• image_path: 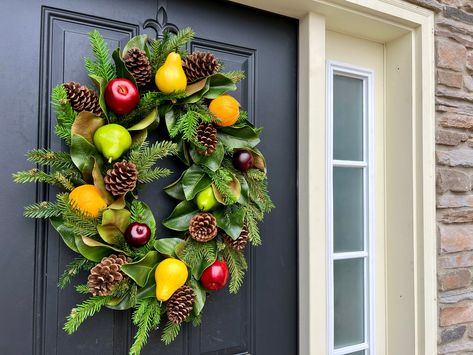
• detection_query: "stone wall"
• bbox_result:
[406,0,473,353]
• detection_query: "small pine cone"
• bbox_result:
[167,285,195,324]
[104,161,138,196]
[87,254,128,296]
[123,48,152,87]
[196,122,218,156]
[189,213,218,242]
[182,52,220,83]
[222,224,249,251]
[63,82,102,116]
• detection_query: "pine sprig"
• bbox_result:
[130,298,162,355]
[27,149,74,169]
[206,168,238,205]
[224,70,246,83]
[64,295,111,334]
[130,201,146,223]
[75,284,91,294]
[245,169,274,213]
[24,201,63,219]
[58,257,95,289]
[244,204,262,246]
[57,194,99,238]
[137,167,172,184]
[169,106,213,147]
[84,30,115,81]
[150,28,195,70]
[51,84,76,144]
[178,239,216,272]
[13,169,75,191]
[161,321,181,345]
[222,246,247,294]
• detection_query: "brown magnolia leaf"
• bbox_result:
[92,160,114,205]
[131,129,148,146]
[211,173,241,205]
[71,111,104,143]
[108,194,126,210]
[185,78,207,96]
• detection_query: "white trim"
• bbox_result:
[334,342,369,355]
[327,62,375,355]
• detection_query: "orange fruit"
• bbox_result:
[69,184,107,218]
[209,95,240,127]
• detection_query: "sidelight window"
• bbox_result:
[327,62,375,355]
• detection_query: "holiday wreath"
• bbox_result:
[13,28,273,354]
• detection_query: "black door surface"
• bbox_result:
[0,0,298,354]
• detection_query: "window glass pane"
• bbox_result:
[333,167,364,252]
[348,351,365,355]
[333,74,363,161]
[334,259,365,348]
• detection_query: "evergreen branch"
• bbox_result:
[191,313,202,327]
[58,257,95,289]
[55,125,72,145]
[245,169,274,213]
[244,204,262,246]
[161,321,181,345]
[26,149,74,169]
[178,239,216,271]
[137,167,172,184]
[130,299,161,355]
[130,202,146,223]
[206,168,238,205]
[13,169,75,191]
[169,105,213,147]
[64,295,111,334]
[224,70,246,83]
[57,194,99,238]
[51,84,76,144]
[24,201,63,219]
[150,28,195,70]
[54,172,75,191]
[75,284,91,294]
[222,247,247,294]
[237,110,248,124]
[129,141,177,177]
[85,30,115,81]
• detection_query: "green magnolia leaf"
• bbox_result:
[214,206,245,240]
[137,265,157,300]
[174,139,191,166]
[130,200,156,238]
[238,174,249,204]
[89,74,108,118]
[181,80,210,104]
[131,129,148,146]
[190,142,224,172]
[163,200,199,231]
[204,74,237,99]
[218,125,262,150]
[106,292,136,310]
[182,165,212,200]
[211,172,241,205]
[154,238,184,257]
[75,237,112,262]
[121,251,160,287]
[102,208,131,233]
[128,109,158,131]
[109,194,126,210]
[71,111,104,143]
[97,224,124,245]
[164,108,176,132]
[70,133,102,181]
[92,159,114,204]
[50,217,79,253]
[112,48,137,87]
[122,34,149,58]
[164,172,186,200]
[81,236,126,252]
[189,278,206,316]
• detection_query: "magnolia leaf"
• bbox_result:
[70,133,102,181]
[204,74,237,99]
[211,172,241,205]
[238,175,249,204]
[50,217,79,253]
[97,224,124,245]
[75,237,112,262]
[106,292,135,310]
[175,139,191,166]
[182,165,212,200]
[131,129,148,146]
[108,194,126,210]
[102,208,131,233]
[154,238,184,257]
[163,200,199,231]
[218,125,262,150]
[122,34,149,57]
[164,108,176,132]
[164,172,186,200]
[185,78,207,96]
[137,265,157,300]
[81,236,126,253]
[128,109,158,131]
[130,200,156,238]
[181,80,210,104]
[88,74,108,118]
[71,111,104,143]
[251,148,267,173]
[189,142,224,172]
[112,48,137,87]
[189,278,206,316]
[214,207,245,240]
[122,251,160,287]
[92,159,114,204]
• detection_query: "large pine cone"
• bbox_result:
[196,122,218,156]
[87,254,128,296]
[167,285,195,324]
[123,48,152,87]
[223,224,249,251]
[104,161,138,196]
[189,213,218,242]
[63,82,102,116]
[182,52,220,83]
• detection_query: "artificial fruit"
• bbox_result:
[69,184,107,218]
[155,258,188,301]
[104,78,140,115]
[209,95,240,127]
[93,124,132,163]
[155,52,187,94]
[195,185,219,211]
[125,222,151,247]
[200,259,229,290]
[233,150,254,171]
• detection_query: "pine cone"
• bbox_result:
[222,224,249,251]
[87,254,128,296]
[196,122,218,156]
[123,48,152,87]
[104,161,138,196]
[182,52,220,83]
[189,213,218,242]
[63,82,102,116]
[166,285,195,324]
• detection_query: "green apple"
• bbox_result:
[195,186,219,211]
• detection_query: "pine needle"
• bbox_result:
[13,169,75,191]
[161,321,181,345]
[84,30,115,81]
[58,257,95,289]
[51,84,76,144]
[63,296,111,334]
[75,284,91,294]
[222,247,247,294]
[224,70,246,83]
[24,201,63,219]
[27,149,74,169]
[150,28,195,70]
[137,167,172,184]
[130,299,161,355]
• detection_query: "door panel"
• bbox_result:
[0,1,297,354]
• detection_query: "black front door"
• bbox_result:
[0,1,298,354]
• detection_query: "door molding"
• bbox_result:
[231,1,435,354]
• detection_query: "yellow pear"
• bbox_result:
[155,52,187,94]
[155,258,188,301]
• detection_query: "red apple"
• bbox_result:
[125,222,151,247]
[200,260,229,290]
[104,78,140,115]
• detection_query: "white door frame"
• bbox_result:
[231,1,436,354]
